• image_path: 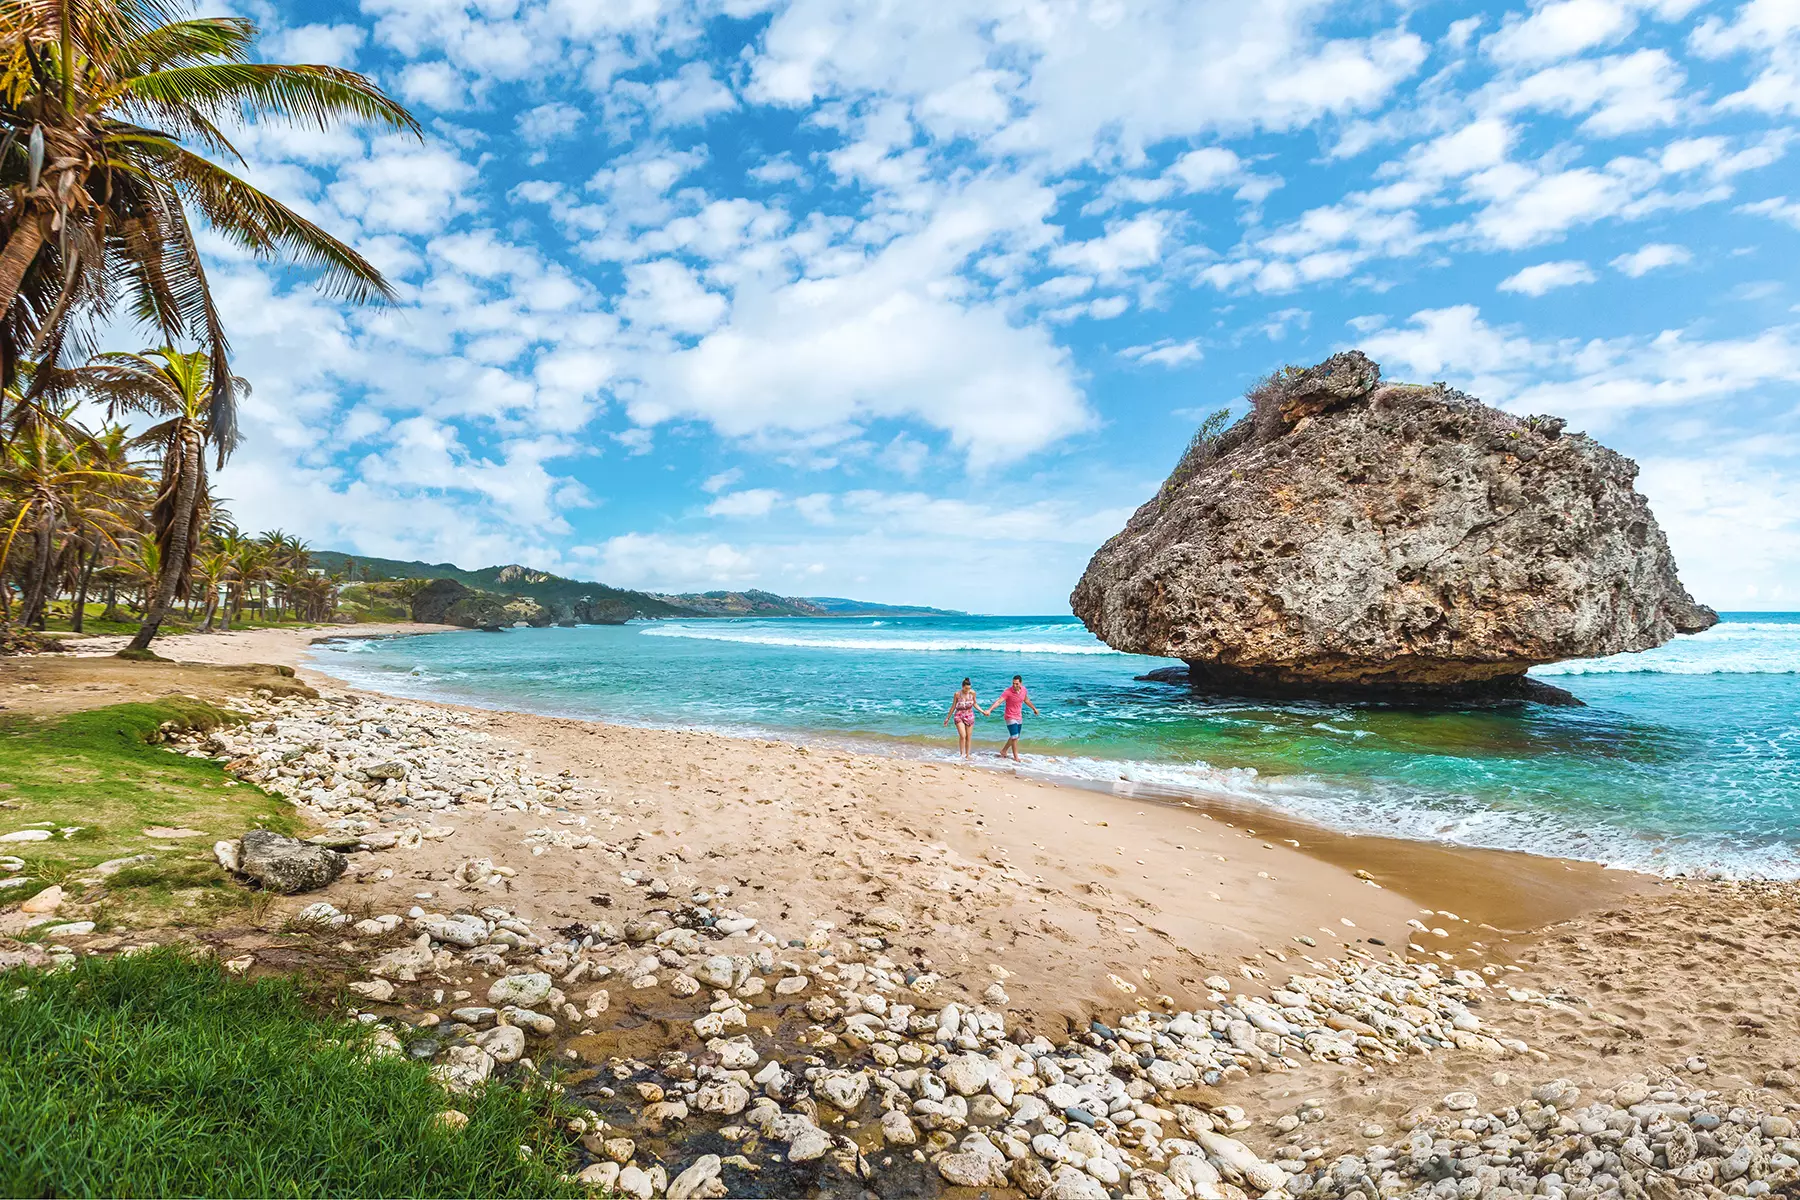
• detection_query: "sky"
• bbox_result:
[179,0,1800,613]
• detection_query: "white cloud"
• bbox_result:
[1741,196,1800,229]
[702,468,743,493]
[621,260,729,334]
[749,0,1425,167]
[328,135,481,235]
[1360,306,1543,387]
[1121,338,1204,367]
[580,533,760,591]
[1637,453,1800,609]
[1692,0,1800,116]
[1612,242,1692,275]
[1499,259,1598,295]
[706,489,783,518]
[518,102,584,143]
[266,23,367,66]
[396,60,470,110]
[1494,49,1686,134]
[1359,306,1800,428]
[1050,215,1168,280]
[620,177,1095,469]
[1483,0,1657,66]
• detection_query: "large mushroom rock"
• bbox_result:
[1071,352,1717,703]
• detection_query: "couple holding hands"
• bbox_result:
[944,674,1039,761]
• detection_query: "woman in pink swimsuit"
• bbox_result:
[942,677,980,759]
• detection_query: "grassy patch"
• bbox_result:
[37,602,331,637]
[0,949,584,1197]
[0,700,296,920]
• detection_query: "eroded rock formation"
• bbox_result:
[1072,352,1716,702]
[410,578,552,629]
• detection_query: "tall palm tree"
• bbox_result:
[72,344,239,648]
[55,421,137,629]
[0,416,137,623]
[221,524,259,627]
[191,536,225,629]
[0,1,419,439]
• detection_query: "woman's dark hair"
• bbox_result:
[962,678,971,687]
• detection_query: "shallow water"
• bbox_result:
[309,613,1800,879]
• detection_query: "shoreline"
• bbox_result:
[10,623,1800,1197]
[303,624,1683,902]
[303,620,1799,884]
[64,622,1648,993]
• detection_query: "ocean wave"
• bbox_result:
[638,625,1125,655]
[987,751,1800,881]
[1533,621,1800,676]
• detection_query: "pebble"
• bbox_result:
[19,884,63,913]
[486,972,552,1009]
[474,1025,525,1063]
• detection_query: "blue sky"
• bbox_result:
[196,0,1800,613]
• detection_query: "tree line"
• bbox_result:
[0,0,417,651]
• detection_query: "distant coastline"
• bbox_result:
[312,549,961,621]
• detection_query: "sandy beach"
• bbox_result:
[8,624,1800,1197]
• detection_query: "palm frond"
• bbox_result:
[121,62,421,134]
[156,144,397,304]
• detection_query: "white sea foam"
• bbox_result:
[638,624,1125,656]
[976,750,1800,881]
[1534,621,1800,676]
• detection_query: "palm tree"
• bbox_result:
[221,525,260,627]
[0,1,419,440]
[56,421,139,629]
[191,537,226,630]
[71,345,241,648]
[116,532,157,610]
[0,417,138,623]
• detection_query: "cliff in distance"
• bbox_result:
[1071,352,1717,703]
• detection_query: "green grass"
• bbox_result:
[0,700,297,918]
[0,949,584,1197]
[37,602,333,636]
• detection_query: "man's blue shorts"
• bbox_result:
[1007,722,1023,737]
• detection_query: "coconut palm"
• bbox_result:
[0,1,419,442]
[0,416,138,623]
[191,537,226,629]
[221,524,260,626]
[54,421,139,629]
[71,344,241,648]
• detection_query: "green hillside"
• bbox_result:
[311,553,696,620]
[312,552,959,620]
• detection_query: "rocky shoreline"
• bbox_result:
[25,681,1776,1199]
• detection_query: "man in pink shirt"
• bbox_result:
[984,674,1039,761]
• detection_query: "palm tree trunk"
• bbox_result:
[71,544,99,633]
[0,213,48,321]
[100,582,121,623]
[126,437,201,652]
[20,510,56,628]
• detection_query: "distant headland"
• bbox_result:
[311,550,962,628]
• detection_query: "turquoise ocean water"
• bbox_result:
[310,613,1800,879]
